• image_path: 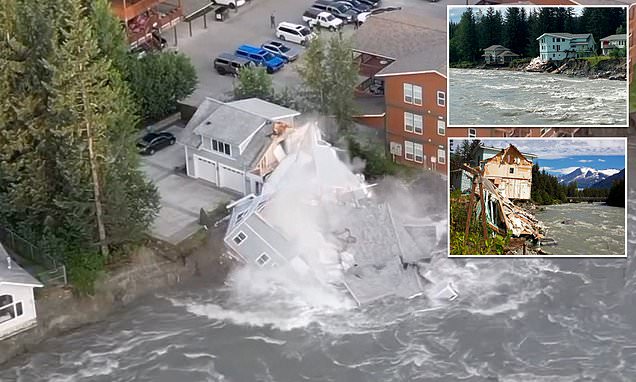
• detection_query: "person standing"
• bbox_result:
[270,12,276,28]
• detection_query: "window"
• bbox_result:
[437,91,446,107]
[437,120,446,136]
[468,128,476,138]
[233,231,247,245]
[509,167,515,174]
[256,253,271,266]
[414,143,424,163]
[413,85,422,105]
[212,139,231,156]
[404,112,422,134]
[403,83,422,105]
[437,148,446,164]
[404,141,414,161]
[0,294,16,324]
[404,112,414,133]
[403,83,413,103]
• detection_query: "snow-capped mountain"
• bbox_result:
[557,167,621,188]
[590,168,625,189]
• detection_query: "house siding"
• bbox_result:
[0,284,38,340]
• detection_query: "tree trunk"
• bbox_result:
[83,89,109,257]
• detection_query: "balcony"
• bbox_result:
[111,0,183,45]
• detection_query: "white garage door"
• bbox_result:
[219,165,244,193]
[194,155,217,185]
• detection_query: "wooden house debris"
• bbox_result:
[462,164,543,245]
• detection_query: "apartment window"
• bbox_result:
[404,141,414,161]
[212,139,231,156]
[437,120,446,136]
[233,231,247,245]
[414,143,424,163]
[509,167,515,174]
[256,253,271,267]
[437,91,446,107]
[437,148,446,164]
[404,112,423,134]
[413,85,422,105]
[403,83,422,105]
[468,128,476,138]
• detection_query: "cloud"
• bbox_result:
[549,166,584,175]
[578,159,593,163]
[450,138,626,159]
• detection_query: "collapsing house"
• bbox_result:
[462,165,543,241]
[223,124,456,305]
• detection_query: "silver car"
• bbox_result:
[261,41,300,63]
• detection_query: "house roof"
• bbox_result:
[193,105,268,146]
[536,33,593,41]
[352,7,447,76]
[227,98,300,121]
[475,144,538,159]
[601,34,626,41]
[483,45,508,51]
[0,244,43,288]
[485,144,534,166]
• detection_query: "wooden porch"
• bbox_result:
[110,0,183,46]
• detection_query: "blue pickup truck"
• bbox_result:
[235,45,285,73]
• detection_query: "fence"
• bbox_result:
[0,225,67,287]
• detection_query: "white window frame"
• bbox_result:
[413,114,423,134]
[0,295,23,324]
[437,120,446,136]
[468,128,477,138]
[404,111,414,133]
[211,139,232,156]
[233,231,247,245]
[413,85,422,105]
[437,148,446,164]
[414,143,424,163]
[403,83,413,104]
[256,253,271,267]
[436,91,446,107]
[404,141,414,161]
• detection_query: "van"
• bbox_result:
[235,45,285,73]
[276,22,316,46]
[213,53,254,76]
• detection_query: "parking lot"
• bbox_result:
[165,0,463,102]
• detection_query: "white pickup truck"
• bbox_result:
[302,9,343,31]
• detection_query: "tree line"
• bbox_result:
[449,7,627,64]
[530,163,614,205]
[0,0,197,293]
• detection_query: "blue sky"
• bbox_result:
[451,138,626,176]
[448,6,585,24]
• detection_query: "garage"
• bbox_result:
[194,155,218,185]
[219,165,244,193]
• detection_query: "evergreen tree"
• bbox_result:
[297,33,329,113]
[325,34,358,133]
[455,8,479,62]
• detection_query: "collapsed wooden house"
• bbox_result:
[462,165,543,242]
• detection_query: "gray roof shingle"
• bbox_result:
[352,7,447,76]
[193,106,268,146]
[0,244,43,287]
[601,34,626,41]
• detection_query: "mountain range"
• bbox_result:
[557,167,624,189]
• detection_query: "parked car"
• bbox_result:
[235,45,285,73]
[358,0,381,8]
[276,22,317,46]
[211,0,245,9]
[311,0,357,23]
[338,0,371,13]
[137,132,176,155]
[356,11,371,24]
[261,41,300,63]
[213,53,254,76]
[302,9,343,31]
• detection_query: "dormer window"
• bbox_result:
[212,139,231,156]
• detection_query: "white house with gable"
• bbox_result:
[179,98,300,195]
[600,34,626,55]
[0,243,43,340]
[537,33,596,61]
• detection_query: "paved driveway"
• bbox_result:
[140,125,234,244]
